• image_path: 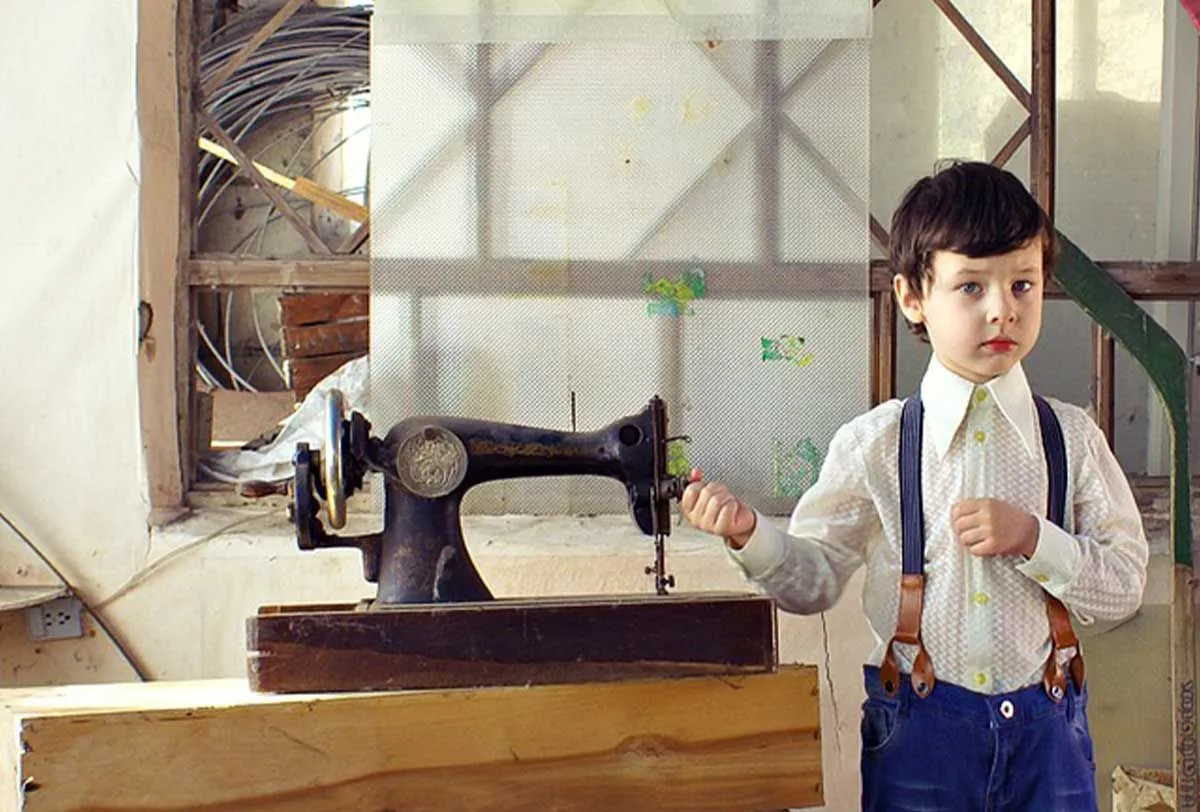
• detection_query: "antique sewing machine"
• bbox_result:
[291,391,688,604]
[246,391,778,693]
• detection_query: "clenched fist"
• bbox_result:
[679,469,757,549]
[951,498,1039,558]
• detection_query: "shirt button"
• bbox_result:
[974,430,987,444]
[1034,574,1049,583]
[975,389,988,404]
[999,700,1015,719]
[974,672,988,687]
[973,592,989,606]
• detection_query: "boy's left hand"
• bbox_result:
[950,499,1039,558]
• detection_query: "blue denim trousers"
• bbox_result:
[860,666,1097,811]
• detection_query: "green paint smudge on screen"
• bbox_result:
[762,335,814,367]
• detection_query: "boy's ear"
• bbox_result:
[893,274,925,326]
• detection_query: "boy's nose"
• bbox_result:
[987,293,1018,323]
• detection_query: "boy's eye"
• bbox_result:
[959,281,982,295]
[1013,280,1034,294]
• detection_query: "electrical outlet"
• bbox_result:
[25,597,84,641]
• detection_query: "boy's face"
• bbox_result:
[893,240,1044,384]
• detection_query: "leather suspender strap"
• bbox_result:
[883,394,1084,702]
[880,398,935,698]
[1034,395,1085,700]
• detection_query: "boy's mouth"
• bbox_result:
[982,337,1017,352]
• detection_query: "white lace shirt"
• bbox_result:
[731,357,1149,694]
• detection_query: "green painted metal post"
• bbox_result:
[1053,230,1196,808]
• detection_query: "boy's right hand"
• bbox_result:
[679,469,757,549]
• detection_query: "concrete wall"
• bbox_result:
[0,2,1181,810]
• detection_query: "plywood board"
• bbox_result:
[2,668,823,811]
[279,292,369,326]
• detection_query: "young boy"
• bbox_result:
[681,161,1148,811]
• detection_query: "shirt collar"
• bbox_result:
[918,356,1038,459]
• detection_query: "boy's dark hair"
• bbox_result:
[889,160,1057,340]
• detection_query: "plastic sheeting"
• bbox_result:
[369,1,872,516]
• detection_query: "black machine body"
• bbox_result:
[290,392,689,606]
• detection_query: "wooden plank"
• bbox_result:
[199,137,369,223]
[870,290,896,405]
[1030,0,1055,215]
[192,389,213,454]
[248,593,778,693]
[279,292,369,327]
[1094,326,1116,443]
[191,256,370,288]
[990,117,1030,167]
[870,215,889,250]
[292,176,369,224]
[337,218,370,254]
[280,320,368,359]
[285,352,363,399]
[137,0,193,523]
[197,112,333,256]
[3,668,822,811]
[193,256,1200,299]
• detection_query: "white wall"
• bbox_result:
[0,3,149,681]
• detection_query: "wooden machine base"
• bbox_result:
[0,667,823,811]
[247,592,777,693]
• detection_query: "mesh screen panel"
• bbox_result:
[371,2,871,516]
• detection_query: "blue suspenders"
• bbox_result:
[878,394,1084,701]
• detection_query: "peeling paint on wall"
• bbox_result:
[643,267,706,317]
[772,437,825,498]
[761,335,815,367]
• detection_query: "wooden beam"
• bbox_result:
[196,112,333,256]
[930,0,1031,112]
[248,594,778,693]
[280,319,368,358]
[2,668,823,811]
[990,117,1031,168]
[201,0,307,100]
[871,291,896,405]
[191,256,369,288]
[1030,0,1055,213]
[199,136,369,223]
[279,292,368,326]
[870,215,890,250]
[1092,326,1116,439]
[192,257,1200,298]
[337,218,370,254]
[137,0,193,523]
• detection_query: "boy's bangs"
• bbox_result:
[924,171,1049,261]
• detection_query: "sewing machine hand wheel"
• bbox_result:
[322,389,348,529]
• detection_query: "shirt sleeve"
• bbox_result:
[1014,414,1149,622]
[727,421,880,614]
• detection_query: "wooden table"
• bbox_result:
[0,666,822,811]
